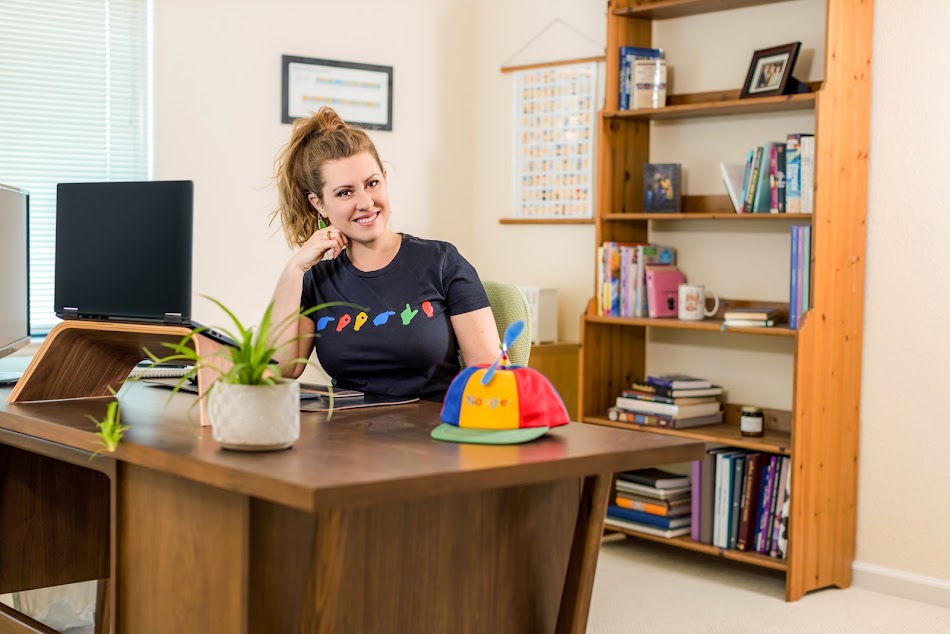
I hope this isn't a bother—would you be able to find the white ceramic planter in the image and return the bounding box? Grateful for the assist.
[208,380,300,451]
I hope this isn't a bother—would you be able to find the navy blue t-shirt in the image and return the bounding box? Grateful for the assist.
[300,234,490,399]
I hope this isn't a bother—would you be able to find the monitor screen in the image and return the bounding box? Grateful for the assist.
[54,181,194,322]
[0,184,30,360]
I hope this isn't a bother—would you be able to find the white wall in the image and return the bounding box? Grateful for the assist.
[155,0,476,329]
[858,0,950,584]
[155,0,950,599]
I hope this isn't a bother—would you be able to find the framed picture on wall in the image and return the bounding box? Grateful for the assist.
[281,55,393,130]
[739,42,802,99]
[511,61,597,220]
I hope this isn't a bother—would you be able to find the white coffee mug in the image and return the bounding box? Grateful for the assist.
[678,284,719,321]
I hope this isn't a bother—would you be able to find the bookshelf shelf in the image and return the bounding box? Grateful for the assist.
[582,0,872,601]
[613,0,792,21]
[604,523,789,572]
[584,417,792,455]
[584,314,797,337]
[602,212,814,221]
[603,91,815,121]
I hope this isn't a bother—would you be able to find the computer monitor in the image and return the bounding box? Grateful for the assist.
[0,183,30,360]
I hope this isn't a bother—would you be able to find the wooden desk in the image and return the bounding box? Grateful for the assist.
[0,384,702,633]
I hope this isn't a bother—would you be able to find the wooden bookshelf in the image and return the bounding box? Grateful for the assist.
[582,0,872,601]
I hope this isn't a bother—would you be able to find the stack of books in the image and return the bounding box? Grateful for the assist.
[608,374,724,429]
[722,306,784,328]
[606,468,692,538]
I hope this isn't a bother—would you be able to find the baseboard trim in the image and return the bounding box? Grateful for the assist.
[852,560,950,608]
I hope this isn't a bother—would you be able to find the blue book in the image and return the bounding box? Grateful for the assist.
[786,134,803,212]
[801,225,811,313]
[607,505,690,530]
[789,226,799,329]
[752,142,775,212]
[619,46,663,111]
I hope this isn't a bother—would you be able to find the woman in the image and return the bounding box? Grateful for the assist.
[271,107,500,399]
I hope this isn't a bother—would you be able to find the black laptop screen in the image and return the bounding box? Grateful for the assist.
[54,181,194,322]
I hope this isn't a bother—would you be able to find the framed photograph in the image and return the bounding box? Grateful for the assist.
[282,55,393,130]
[643,163,681,213]
[739,42,802,99]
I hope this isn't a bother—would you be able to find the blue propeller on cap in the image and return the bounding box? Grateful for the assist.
[481,320,525,385]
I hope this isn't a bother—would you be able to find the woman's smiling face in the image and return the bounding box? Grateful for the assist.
[313,152,390,241]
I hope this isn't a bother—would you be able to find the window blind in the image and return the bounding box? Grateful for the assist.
[0,0,150,334]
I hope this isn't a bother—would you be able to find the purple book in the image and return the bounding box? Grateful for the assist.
[756,455,778,554]
[691,460,702,541]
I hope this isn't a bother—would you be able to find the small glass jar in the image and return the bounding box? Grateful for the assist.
[740,406,764,437]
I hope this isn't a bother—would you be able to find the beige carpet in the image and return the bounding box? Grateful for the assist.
[589,535,950,633]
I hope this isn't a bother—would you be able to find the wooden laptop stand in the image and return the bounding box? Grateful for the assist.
[7,320,229,427]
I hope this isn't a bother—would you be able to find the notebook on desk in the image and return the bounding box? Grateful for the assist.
[53,180,235,349]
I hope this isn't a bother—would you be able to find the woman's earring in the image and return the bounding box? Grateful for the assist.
[318,216,328,231]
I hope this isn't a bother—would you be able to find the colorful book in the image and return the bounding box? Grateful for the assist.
[743,146,763,213]
[786,134,803,212]
[789,226,799,329]
[615,396,721,419]
[645,266,684,317]
[618,467,690,490]
[722,307,782,321]
[634,244,676,317]
[647,374,712,389]
[614,479,691,500]
[619,389,718,405]
[618,46,664,110]
[608,408,724,429]
[691,460,702,541]
[801,225,812,315]
[604,515,692,539]
[607,505,691,530]
[752,142,775,213]
[736,453,765,552]
[628,381,724,399]
[775,143,787,213]
[800,134,816,213]
[615,494,690,517]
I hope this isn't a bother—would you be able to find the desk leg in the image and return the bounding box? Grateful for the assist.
[555,472,611,634]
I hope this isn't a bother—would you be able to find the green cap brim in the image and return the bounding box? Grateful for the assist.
[430,423,549,445]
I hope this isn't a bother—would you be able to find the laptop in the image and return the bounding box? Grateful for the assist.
[54,180,234,348]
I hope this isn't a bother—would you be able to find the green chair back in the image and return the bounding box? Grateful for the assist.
[482,280,532,366]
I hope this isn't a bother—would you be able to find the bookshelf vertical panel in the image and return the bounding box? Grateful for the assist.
[579,317,645,420]
[788,0,872,602]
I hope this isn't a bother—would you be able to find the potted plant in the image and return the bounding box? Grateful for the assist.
[145,297,352,451]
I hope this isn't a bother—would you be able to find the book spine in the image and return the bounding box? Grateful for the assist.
[776,143,787,213]
[738,149,755,213]
[743,146,763,213]
[795,226,805,327]
[729,455,745,549]
[700,451,716,544]
[736,453,761,551]
[800,134,816,213]
[769,456,791,557]
[789,226,799,329]
[607,407,673,428]
[607,505,680,529]
[615,496,676,517]
[752,142,773,213]
[801,225,812,314]
[785,134,802,212]
[764,453,785,555]
[620,390,676,404]
[691,460,702,541]
[755,456,777,553]
[619,47,630,110]
[769,143,779,213]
